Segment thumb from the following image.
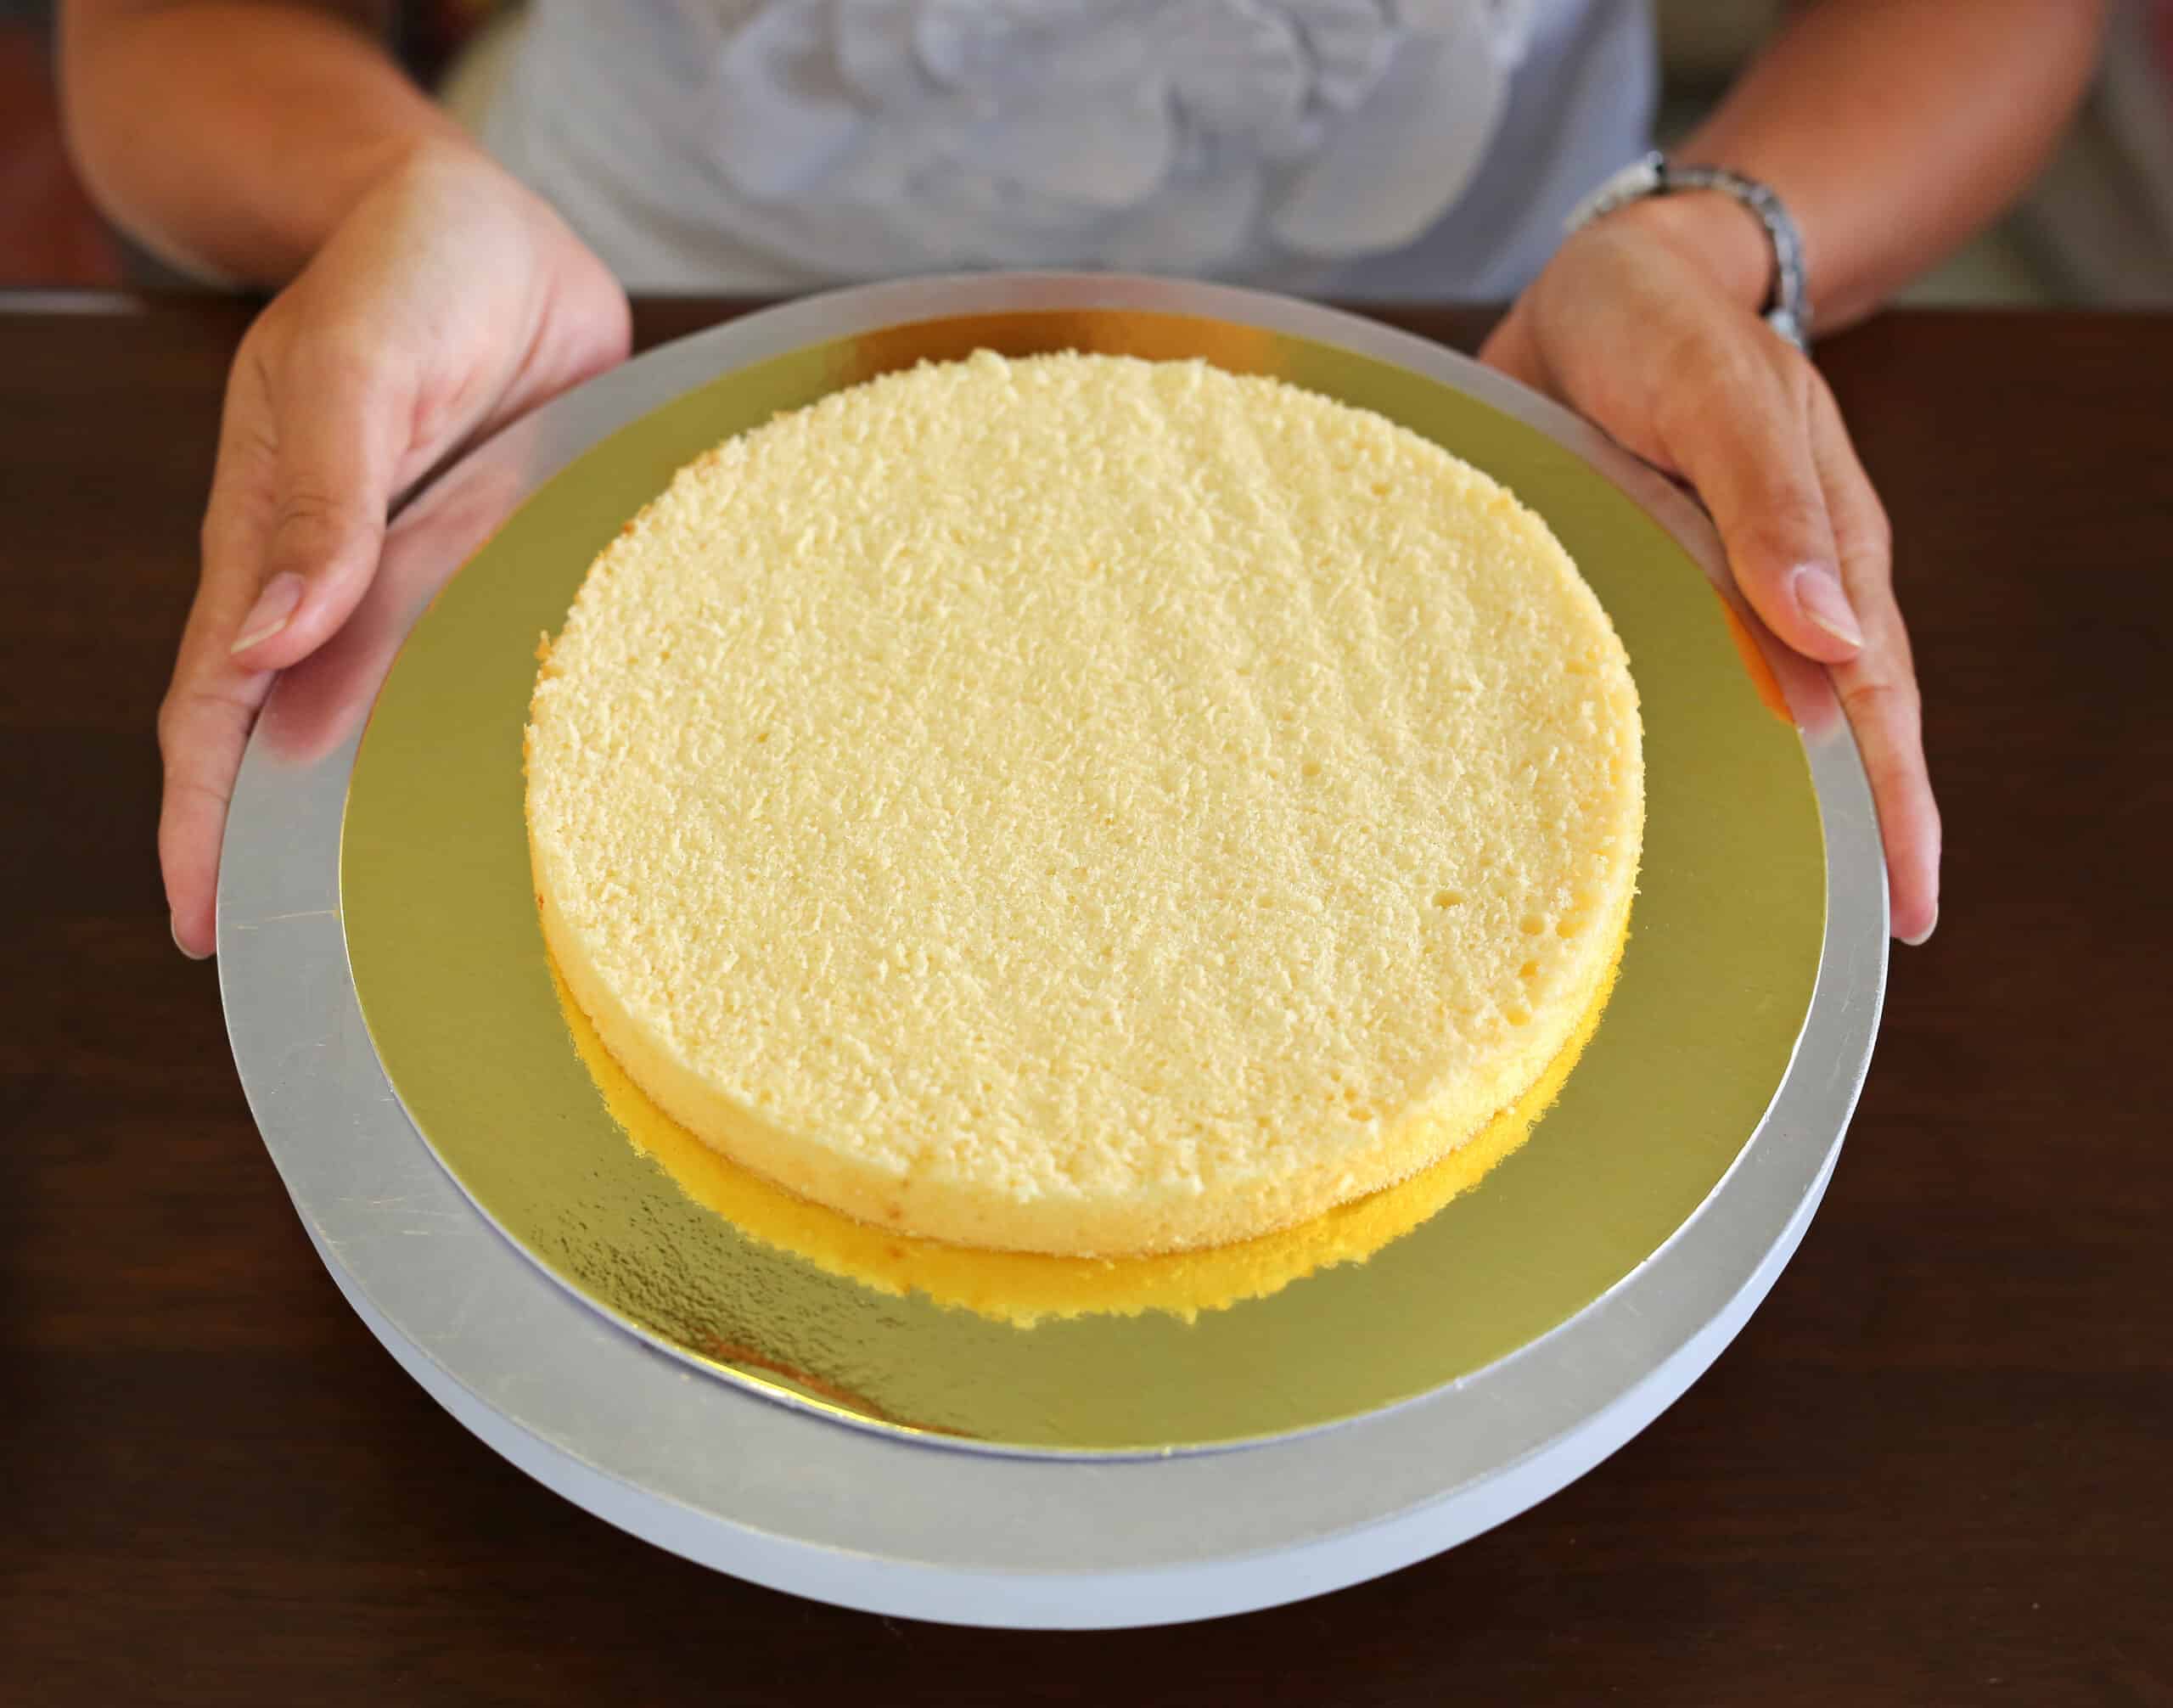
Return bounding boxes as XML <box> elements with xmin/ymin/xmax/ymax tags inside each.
<box><xmin>160</xmin><ymin>342</ymin><xmax>403</xmax><ymax>955</ymax></box>
<box><xmin>1477</xmin><ymin>305</ymin><xmax>1550</xmax><ymax>394</ymax></box>
<box><xmin>228</xmin><ymin>345</ymin><xmax>401</xmax><ymax>670</ymax></box>
<box><xmin>1654</xmin><ymin>346</ymin><xmax>1862</xmax><ymax>668</ymax></box>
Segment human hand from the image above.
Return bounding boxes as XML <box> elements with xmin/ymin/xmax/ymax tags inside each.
<box><xmin>1482</xmin><ymin>195</ymin><xmax>1940</xmax><ymax>945</ymax></box>
<box><xmin>160</xmin><ymin>143</ymin><xmax>629</xmax><ymax>957</ymax></box>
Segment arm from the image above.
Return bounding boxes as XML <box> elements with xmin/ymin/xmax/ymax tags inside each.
<box><xmin>59</xmin><ymin>0</ymin><xmax>469</xmax><ymax>285</ymax></box>
<box><xmin>1657</xmin><ymin>0</ymin><xmax>2108</xmax><ymax>330</ymax></box>
<box><xmin>1485</xmin><ymin>0</ymin><xmax>2108</xmax><ymax>946</ymax></box>
<box><xmin>61</xmin><ymin>2</ymin><xmax>631</xmax><ymax>958</ymax></box>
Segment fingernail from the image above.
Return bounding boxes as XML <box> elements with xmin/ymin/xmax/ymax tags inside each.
<box><xmin>231</xmin><ymin>572</ymin><xmax>304</xmax><ymax>655</ymax></box>
<box><xmin>1899</xmin><ymin>904</ymin><xmax>1939</xmax><ymax>947</ymax></box>
<box><xmin>171</xmin><ymin>914</ymin><xmax>211</xmax><ymax>961</ymax></box>
<box><xmin>1789</xmin><ymin>564</ymin><xmax>1863</xmax><ymax>650</ymax></box>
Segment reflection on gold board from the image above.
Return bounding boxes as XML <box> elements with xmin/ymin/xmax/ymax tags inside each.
<box><xmin>547</xmin><ymin>943</ymin><xmax>1621</xmax><ymax>1331</ymax></box>
<box><xmin>342</xmin><ymin>307</ymin><xmax>1824</xmax><ymax>1452</ymax></box>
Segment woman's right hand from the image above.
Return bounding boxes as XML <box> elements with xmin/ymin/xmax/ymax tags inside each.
<box><xmin>160</xmin><ymin>142</ymin><xmax>630</xmax><ymax>957</ymax></box>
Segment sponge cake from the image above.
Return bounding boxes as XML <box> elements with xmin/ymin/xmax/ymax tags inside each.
<box><xmin>525</xmin><ymin>351</ymin><xmax>1642</xmax><ymax>1257</ymax></box>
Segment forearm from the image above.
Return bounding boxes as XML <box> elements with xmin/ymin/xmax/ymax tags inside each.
<box><xmin>59</xmin><ymin>1</ymin><xmax>477</xmax><ymax>286</ymax></box>
<box><xmin>1654</xmin><ymin>0</ymin><xmax>2106</xmax><ymax>331</ymax></box>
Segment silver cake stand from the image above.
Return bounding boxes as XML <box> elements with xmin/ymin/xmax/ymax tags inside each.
<box><xmin>218</xmin><ymin>273</ymin><xmax>1885</xmax><ymax>1628</ymax></box>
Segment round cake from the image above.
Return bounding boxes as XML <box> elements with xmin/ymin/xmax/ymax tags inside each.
<box><xmin>525</xmin><ymin>350</ymin><xmax>1642</xmax><ymax>1258</ymax></box>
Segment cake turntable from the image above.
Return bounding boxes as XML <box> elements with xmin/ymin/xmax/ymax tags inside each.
<box><xmin>219</xmin><ymin>272</ymin><xmax>1882</xmax><ymax>1627</ymax></box>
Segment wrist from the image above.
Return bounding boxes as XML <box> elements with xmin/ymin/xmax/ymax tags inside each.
<box><xmin>345</xmin><ymin>126</ymin><xmax>495</xmax><ymax>211</ymax></box>
<box><xmin>1598</xmin><ymin>189</ymin><xmax>1775</xmax><ymax>312</ymax></box>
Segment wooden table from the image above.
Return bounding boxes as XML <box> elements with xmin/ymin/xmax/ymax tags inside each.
<box><xmin>3</xmin><ymin>296</ymin><xmax>2167</xmax><ymax>1705</ymax></box>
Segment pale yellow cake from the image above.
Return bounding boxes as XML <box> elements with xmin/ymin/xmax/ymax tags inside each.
<box><xmin>525</xmin><ymin>351</ymin><xmax>1642</xmax><ymax>1258</ymax></box>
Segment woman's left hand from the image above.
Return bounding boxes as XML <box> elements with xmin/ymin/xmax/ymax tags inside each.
<box><xmin>1482</xmin><ymin>195</ymin><xmax>1940</xmax><ymax>945</ymax></box>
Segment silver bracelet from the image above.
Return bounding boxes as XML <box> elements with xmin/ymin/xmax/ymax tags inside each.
<box><xmin>1564</xmin><ymin>149</ymin><xmax>1812</xmax><ymax>349</ymax></box>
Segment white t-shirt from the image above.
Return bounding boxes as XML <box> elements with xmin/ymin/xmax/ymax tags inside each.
<box><xmin>472</xmin><ymin>1</ymin><xmax>1655</xmax><ymax>299</ymax></box>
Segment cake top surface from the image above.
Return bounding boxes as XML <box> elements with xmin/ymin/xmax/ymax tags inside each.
<box><xmin>526</xmin><ymin>350</ymin><xmax>1640</xmax><ymax>1218</ymax></box>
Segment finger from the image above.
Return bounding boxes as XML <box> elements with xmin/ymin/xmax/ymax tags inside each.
<box><xmin>227</xmin><ymin>338</ymin><xmax>401</xmax><ymax>671</ymax></box>
<box><xmin>160</xmin><ymin>353</ymin><xmax>284</xmax><ymax>957</ymax></box>
<box><xmin>1653</xmin><ymin>340</ymin><xmax>1863</xmax><ymax>667</ymax></box>
<box><xmin>160</xmin><ymin>333</ymin><xmax>400</xmax><ymax>956</ymax></box>
<box><xmin>1477</xmin><ymin>306</ymin><xmax>1550</xmax><ymax>394</ymax></box>
<box><xmin>1808</xmin><ymin>382</ymin><xmax>1941</xmax><ymax>945</ymax></box>
<box><xmin>158</xmin><ymin>664</ymin><xmax>276</xmax><ymax>959</ymax></box>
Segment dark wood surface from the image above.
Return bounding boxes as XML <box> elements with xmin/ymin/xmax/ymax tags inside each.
<box><xmin>3</xmin><ymin>295</ymin><xmax>2167</xmax><ymax>1705</ymax></box>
